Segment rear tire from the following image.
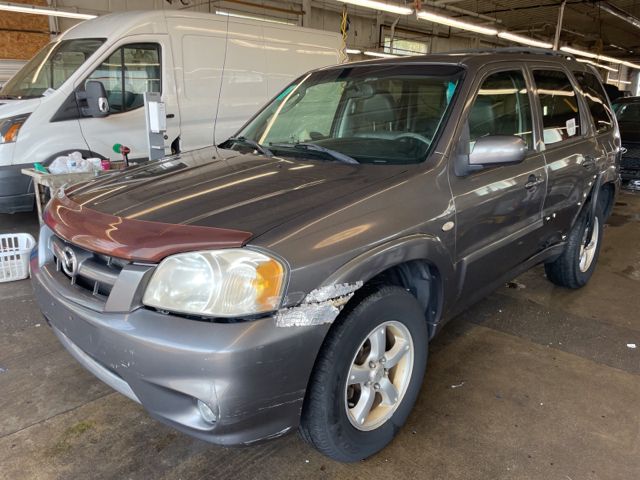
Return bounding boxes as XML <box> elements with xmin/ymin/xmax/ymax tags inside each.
<box><xmin>545</xmin><ymin>206</ymin><xmax>603</xmax><ymax>288</ymax></box>
<box><xmin>299</xmin><ymin>286</ymin><xmax>428</xmax><ymax>462</ymax></box>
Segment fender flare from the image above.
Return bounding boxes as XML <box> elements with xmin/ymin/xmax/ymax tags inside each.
<box><xmin>322</xmin><ymin>234</ymin><xmax>455</xmax><ymax>287</ymax></box>
<box><xmin>321</xmin><ymin>234</ymin><xmax>456</xmax><ymax>327</ymax></box>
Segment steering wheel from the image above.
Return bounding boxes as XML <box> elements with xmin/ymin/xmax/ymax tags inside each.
<box><xmin>393</xmin><ymin>132</ymin><xmax>431</xmax><ymax>146</ymax></box>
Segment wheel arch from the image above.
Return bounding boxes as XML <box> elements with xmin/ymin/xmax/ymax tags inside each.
<box><xmin>322</xmin><ymin>234</ymin><xmax>455</xmax><ymax>339</ymax></box>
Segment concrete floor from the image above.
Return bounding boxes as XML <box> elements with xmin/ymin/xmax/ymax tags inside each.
<box><xmin>0</xmin><ymin>191</ymin><xmax>639</xmax><ymax>480</ymax></box>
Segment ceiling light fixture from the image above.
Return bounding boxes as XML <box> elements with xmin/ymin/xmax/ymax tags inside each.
<box><xmin>417</xmin><ymin>10</ymin><xmax>498</xmax><ymax>36</ymax></box>
<box><xmin>336</xmin><ymin>0</ymin><xmax>413</xmax><ymax>15</ymax></box>
<box><xmin>0</xmin><ymin>1</ymin><xmax>96</xmax><ymax>19</ymax></box>
<box><xmin>363</xmin><ymin>50</ymin><xmax>398</xmax><ymax>58</ymax></box>
<box><xmin>561</xmin><ymin>45</ymin><xmax>640</xmax><ymax>70</ymax></box>
<box><xmin>575</xmin><ymin>58</ymin><xmax>618</xmax><ymax>72</ymax></box>
<box><xmin>497</xmin><ymin>31</ymin><xmax>552</xmax><ymax>49</ymax></box>
<box><xmin>346</xmin><ymin>48</ymin><xmax>362</xmax><ymax>54</ymax></box>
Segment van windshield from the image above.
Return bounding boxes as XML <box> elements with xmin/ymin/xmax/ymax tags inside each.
<box><xmin>234</xmin><ymin>64</ymin><xmax>463</xmax><ymax>165</ymax></box>
<box><xmin>0</xmin><ymin>38</ymin><xmax>104</xmax><ymax>99</ymax></box>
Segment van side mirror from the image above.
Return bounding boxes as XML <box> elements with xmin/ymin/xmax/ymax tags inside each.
<box><xmin>78</xmin><ymin>80</ymin><xmax>109</xmax><ymax>117</ymax></box>
<box><xmin>469</xmin><ymin>135</ymin><xmax>527</xmax><ymax>167</ymax></box>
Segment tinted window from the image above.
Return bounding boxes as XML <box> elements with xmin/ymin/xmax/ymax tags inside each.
<box><xmin>533</xmin><ymin>70</ymin><xmax>582</xmax><ymax>145</ymax></box>
<box><xmin>87</xmin><ymin>43</ymin><xmax>161</xmax><ymax>113</ymax></box>
<box><xmin>468</xmin><ymin>70</ymin><xmax>533</xmax><ymax>149</ymax></box>
<box><xmin>574</xmin><ymin>71</ymin><xmax>614</xmax><ymax>133</ymax></box>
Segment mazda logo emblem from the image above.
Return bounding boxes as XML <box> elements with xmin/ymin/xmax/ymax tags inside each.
<box><xmin>61</xmin><ymin>247</ymin><xmax>78</xmax><ymax>278</ymax></box>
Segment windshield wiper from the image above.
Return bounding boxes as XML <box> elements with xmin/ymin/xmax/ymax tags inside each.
<box><xmin>271</xmin><ymin>142</ymin><xmax>359</xmax><ymax>165</ymax></box>
<box><xmin>225</xmin><ymin>136</ymin><xmax>273</xmax><ymax>157</ymax></box>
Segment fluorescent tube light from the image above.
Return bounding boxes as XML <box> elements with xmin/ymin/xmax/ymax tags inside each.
<box><xmin>336</xmin><ymin>0</ymin><xmax>413</xmax><ymax>15</ymax></box>
<box><xmin>576</xmin><ymin>58</ymin><xmax>618</xmax><ymax>72</ymax></box>
<box><xmin>562</xmin><ymin>45</ymin><xmax>640</xmax><ymax>70</ymax></box>
<box><xmin>497</xmin><ymin>31</ymin><xmax>552</xmax><ymax>49</ymax></box>
<box><xmin>363</xmin><ymin>51</ymin><xmax>398</xmax><ymax>58</ymax></box>
<box><xmin>417</xmin><ymin>10</ymin><xmax>498</xmax><ymax>36</ymax></box>
<box><xmin>346</xmin><ymin>48</ymin><xmax>362</xmax><ymax>54</ymax></box>
<box><xmin>560</xmin><ymin>46</ymin><xmax>598</xmax><ymax>59</ymax></box>
<box><xmin>0</xmin><ymin>1</ymin><xmax>96</xmax><ymax>19</ymax></box>
<box><xmin>215</xmin><ymin>10</ymin><xmax>296</xmax><ymax>25</ymax></box>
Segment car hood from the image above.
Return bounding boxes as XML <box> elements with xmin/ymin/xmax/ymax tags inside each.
<box><xmin>67</xmin><ymin>146</ymin><xmax>409</xmax><ymax>239</ymax></box>
<box><xmin>0</xmin><ymin>97</ymin><xmax>41</xmax><ymax>117</ymax></box>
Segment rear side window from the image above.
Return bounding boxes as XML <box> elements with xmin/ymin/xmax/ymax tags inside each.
<box><xmin>533</xmin><ymin>70</ymin><xmax>582</xmax><ymax>145</ymax></box>
<box><xmin>573</xmin><ymin>71</ymin><xmax>614</xmax><ymax>133</ymax></box>
<box><xmin>468</xmin><ymin>70</ymin><xmax>533</xmax><ymax>150</ymax></box>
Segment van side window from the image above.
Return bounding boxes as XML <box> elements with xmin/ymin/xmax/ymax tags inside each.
<box><xmin>86</xmin><ymin>43</ymin><xmax>161</xmax><ymax>114</ymax></box>
<box><xmin>532</xmin><ymin>70</ymin><xmax>582</xmax><ymax>145</ymax></box>
<box><xmin>468</xmin><ymin>70</ymin><xmax>533</xmax><ymax>150</ymax></box>
<box><xmin>573</xmin><ymin>71</ymin><xmax>614</xmax><ymax>133</ymax></box>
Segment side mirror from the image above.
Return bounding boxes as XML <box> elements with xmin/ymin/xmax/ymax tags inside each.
<box><xmin>469</xmin><ymin>135</ymin><xmax>527</xmax><ymax>167</ymax></box>
<box><xmin>79</xmin><ymin>80</ymin><xmax>109</xmax><ymax>117</ymax></box>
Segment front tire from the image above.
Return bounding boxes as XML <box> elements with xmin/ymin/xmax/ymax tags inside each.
<box><xmin>545</xmin><ymin>206</ymin><xmax>604</xmax><ymax>288</ymax></box>
<box><xmin>299</xmin><ymin>286</ymin><xmax>428</xmax><ymax>462</ymax></box>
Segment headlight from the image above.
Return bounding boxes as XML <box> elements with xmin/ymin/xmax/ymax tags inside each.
<box><xmin>142</xmin><ymin>249</ymin><xmax>286</xmax><ymax>317</ymax></box>
<box><xmin>0</xmin><ymin>113</ymin><xmax>30</xmax><ymax>144</ymax></box>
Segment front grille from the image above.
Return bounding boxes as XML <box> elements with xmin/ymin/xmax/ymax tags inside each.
<box><xmin>49</xmin><ymin>236</ymin><xmax>128</xmax><ymax>301</ymax></box>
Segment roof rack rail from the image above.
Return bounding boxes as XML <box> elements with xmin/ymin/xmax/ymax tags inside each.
<box><xmin>446</xmin><ymin>47</ymin><xmax>576</xmax><ymax>60</ymax></box>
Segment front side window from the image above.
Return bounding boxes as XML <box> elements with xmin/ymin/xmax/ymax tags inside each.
<box><xmin>533</xmin><ymin>70</ymin><xmax>582</xmax><ymax>145</ymax></box>
<box><xmin>573</xmin><ymin>71</ymin><xmax>614</xmax><ymax>133</ymax></box>
<box><xmin>86</xmin><ymin>43</ymin><xmax>160</xmax><ymax>113</ymax></box>
<box><xmin>0</xmin><ymin>39</ymin><xmax>104</xmax><ymax>99</ymax></box>
<box><xmin>236</xmin><ymin>65</ymin><xmax>463</xmax><ymax>165</ymax></box>
<box><xmin>468</xmin><ymin>70</ymin><xmax>534</xmax><ymax>150</ymax></box>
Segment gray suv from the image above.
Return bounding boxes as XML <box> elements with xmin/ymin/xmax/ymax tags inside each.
<box><xmin>31</xmin><ymin>49</ymin><xmax>620</xmax><ymax>462</ymax></box>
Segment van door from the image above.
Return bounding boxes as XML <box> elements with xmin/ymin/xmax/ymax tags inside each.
<box><xmin>76</xmin><ymin>37</ymin><xmax>180</xmax><ymax>162</ymax></box>
<box><xmin>449</xmin><ymin>67</ymin><xmax>547</xmax><ymax>301</ymax></box>
<box><xmin>214</xmin><ymin>20</ymin><xmax>268</xmax><ymax>144</ymax></box>
<box><xmin>529</xmin><ymin>67</ymin><xmax>598</xmax><ymax>240</ymax></box>
<box><xmin>166</xmin><ymin>16</ymin><xmax>228</xmax><ymax>152</ymax></box>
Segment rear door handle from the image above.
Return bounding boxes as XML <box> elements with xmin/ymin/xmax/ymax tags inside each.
<box><xmin>525</xmin><ymin>174</ymin><xmax>544</xmax><ymax>190</ymax></box>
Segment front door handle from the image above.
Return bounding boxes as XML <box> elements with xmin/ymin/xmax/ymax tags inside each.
<box><xmin>525</xmin><ymin>174</ymin><xmax>544</xmax><ymax>190</ymax></box>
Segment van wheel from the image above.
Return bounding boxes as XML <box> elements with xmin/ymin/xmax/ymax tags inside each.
<box><xmin>545</xmin><ymin>207</ymin><xmax>604</xmax><ymax>288</ymax></box>
<box><xmin>299</xmin><ymin>286</ymin><xmax>428</xmax><ymax>462</ymax></box>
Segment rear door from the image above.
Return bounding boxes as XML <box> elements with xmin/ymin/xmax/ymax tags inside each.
<box><xmin>528</xmin><ymin>66</ymin><xmax>597</xmax><ymax>241</ymax></box>
<box><xmin>449</xmin><ymin>65</ymin><xmax>547</xmax><ymax>300</ymax></box>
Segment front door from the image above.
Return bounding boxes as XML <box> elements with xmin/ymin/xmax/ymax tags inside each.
<box><xmin>449</xmin><ymin>67</ymin><xmax>547</xmax><ymax>301</ymax></box>
<box><xmin>76</xmin><ymin>37</ymin><xmax>180</xmax><ymax>162</ymax></box>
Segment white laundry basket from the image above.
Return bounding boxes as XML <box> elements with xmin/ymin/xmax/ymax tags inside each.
<box><xmin>0</xmin><ymin>233</ymin><xmax>36</xmax><ymax>282</ymax></box>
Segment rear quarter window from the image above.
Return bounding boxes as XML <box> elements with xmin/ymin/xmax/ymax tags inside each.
<box><xmin>573</xmin><ymin>71</ymin><xmax>615</xmax><ymax>133</ymax></box>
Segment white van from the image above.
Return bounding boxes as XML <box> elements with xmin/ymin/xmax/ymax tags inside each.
<box><xmin>0</xmin><ymin>10</ymin><xmax>344</xmax><ymax>213</ymax></box>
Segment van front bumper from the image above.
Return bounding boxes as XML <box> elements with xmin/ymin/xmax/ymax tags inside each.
<box><xmin>30</xmin><ymin>256</ymin><xmax>329</xmax><ymax>446</ymax></box>
<box><xmin>0</xmin><ymin>164</ymin><xmax>34</xmax><ymax>213</ymax></box>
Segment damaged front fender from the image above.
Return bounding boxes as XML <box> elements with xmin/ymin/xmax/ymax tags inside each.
<box><xmin>275</xmin><ymin>281</ymin><xmax>363</xmax><ymax>327</ymax></box>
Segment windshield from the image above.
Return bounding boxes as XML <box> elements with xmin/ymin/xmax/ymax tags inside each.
<box><xmin>0</xmin><ymin>38</ymin><xmax>104</xmax><ymax>99</ymax></box>
<box><xmin>235</xmin><ymin>65</ymin><xmax>463</xmax><ymax>165</ymax></box>
<box><xmin>615</xmin><ymin>102</ymin><xmax>640</xmax><ymax>123</ymax></box>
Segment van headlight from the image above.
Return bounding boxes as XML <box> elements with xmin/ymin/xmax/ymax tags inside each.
<box><xmin>0</xmin><ymin>113</ymin><xmax>30</xmax><ymax>144</ymax></box>
<box><xmin>142</xmin><ymin>249</ymin><xmax>286</xmax><ymax>317</ymax></box>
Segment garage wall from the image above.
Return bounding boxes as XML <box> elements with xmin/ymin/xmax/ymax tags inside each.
<box><xmin>0</xmin><ymin>0</ymin><xmax>50</xmax><ymax>59</ymax></box>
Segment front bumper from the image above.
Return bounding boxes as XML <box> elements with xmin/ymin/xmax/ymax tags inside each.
<box><xmin>31</xmin><ymin>255</ymin><xmax>329</xmax><ymax>446</ymax></box>
<box><xmin>0</xmin><ymin>163</ymin><xmax>34</xmax><ymax>213</ymax></box>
